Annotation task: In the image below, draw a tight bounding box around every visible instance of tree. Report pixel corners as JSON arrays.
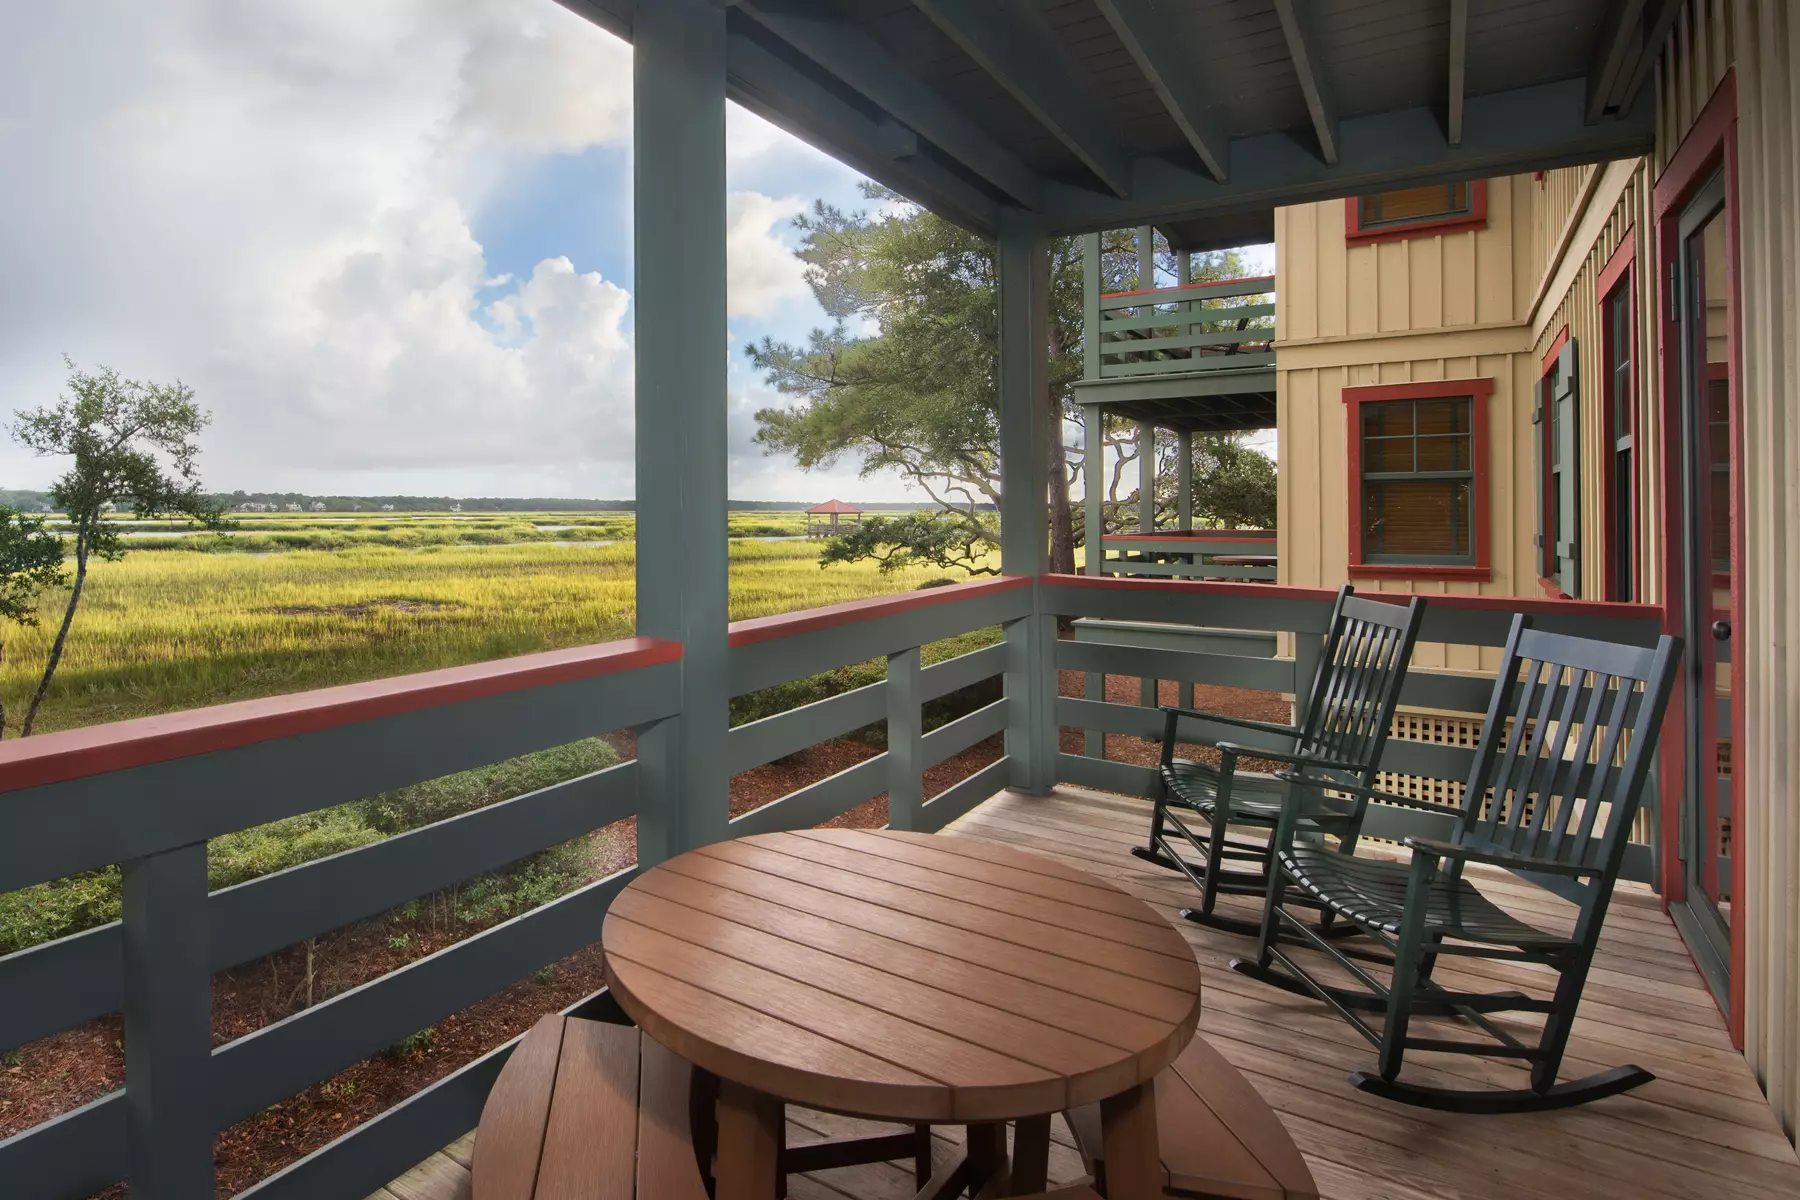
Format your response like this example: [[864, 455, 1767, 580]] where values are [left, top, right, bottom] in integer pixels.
[[0, 507, 66, 737], [748, 185, 1253, 575], [10, 359, 228, 735], [1157, 434, 1278, 529]]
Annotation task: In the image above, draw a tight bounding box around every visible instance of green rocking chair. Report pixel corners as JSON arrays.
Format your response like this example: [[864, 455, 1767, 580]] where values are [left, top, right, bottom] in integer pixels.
[[1134, 585, 1427, 934], [1232, 615, 1682, 1113]]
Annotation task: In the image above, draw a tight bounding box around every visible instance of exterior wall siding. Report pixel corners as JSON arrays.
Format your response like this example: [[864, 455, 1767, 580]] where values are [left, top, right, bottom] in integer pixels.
[[1709, 0, 1800, 1145], [1271, 0, 1798, 1141]]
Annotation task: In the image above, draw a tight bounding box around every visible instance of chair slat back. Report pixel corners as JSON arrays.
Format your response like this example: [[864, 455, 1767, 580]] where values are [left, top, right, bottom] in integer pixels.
[[1295, 588, 1427, 779], [1457, 617, 1682, 875]]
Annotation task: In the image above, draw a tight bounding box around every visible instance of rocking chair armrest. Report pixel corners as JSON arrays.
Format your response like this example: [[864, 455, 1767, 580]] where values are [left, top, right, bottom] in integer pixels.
[[1272, 771, 1446, 812], [1157, 706, 1300, 739], [1402, 836, 1603, 879], [1216, 744, 1366, 774]]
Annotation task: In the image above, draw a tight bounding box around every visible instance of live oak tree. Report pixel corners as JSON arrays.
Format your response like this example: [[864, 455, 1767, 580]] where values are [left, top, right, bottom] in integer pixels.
[[10, 359, 228, 735], [748, 185, 1267, 576], [0, 507, 66, 737]]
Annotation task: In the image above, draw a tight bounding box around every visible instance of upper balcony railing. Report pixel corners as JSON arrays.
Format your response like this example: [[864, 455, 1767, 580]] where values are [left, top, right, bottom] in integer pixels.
[[1089, 276, 1276, 381], [1094, 527, 1277, 582]]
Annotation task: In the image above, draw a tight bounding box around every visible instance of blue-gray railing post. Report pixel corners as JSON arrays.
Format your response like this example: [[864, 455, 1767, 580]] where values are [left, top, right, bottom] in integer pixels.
[[997, 209, 1055, 793], [1083, 402, 1106, 757], [886, 646, 924, 830], [120, 841, 213, 1198], [1137, 420, 1158, 708], [632, 0, 730, 864]]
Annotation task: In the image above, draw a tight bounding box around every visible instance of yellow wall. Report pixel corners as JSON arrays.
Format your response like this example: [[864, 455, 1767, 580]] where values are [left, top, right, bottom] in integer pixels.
[[1273, 0, 1800, 1142]]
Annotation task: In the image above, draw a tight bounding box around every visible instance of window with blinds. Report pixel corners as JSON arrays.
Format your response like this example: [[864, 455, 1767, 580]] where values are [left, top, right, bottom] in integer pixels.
[[1359, 182, 1471, 227], [1359, 397, 1475, 563]]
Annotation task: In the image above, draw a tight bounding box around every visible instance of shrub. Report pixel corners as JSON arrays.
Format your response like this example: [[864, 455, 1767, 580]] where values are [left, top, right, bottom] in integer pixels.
[[354, 737, 620, 834], [208, 807, 385, 891], [0, 867, 123, 955]]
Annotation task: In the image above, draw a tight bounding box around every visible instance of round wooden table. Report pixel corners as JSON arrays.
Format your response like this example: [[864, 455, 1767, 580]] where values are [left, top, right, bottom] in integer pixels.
[[602, 829, 1201, 1200]]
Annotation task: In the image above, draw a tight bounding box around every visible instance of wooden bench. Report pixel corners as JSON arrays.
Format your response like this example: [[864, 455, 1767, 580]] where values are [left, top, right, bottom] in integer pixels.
[[473, 1015, 707, 1199], [1066, 1036, 1316, 1199]]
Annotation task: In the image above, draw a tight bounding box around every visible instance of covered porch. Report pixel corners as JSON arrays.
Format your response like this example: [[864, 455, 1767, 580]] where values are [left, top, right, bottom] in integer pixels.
[[378, 784, 1800, 1200], [5, 1, 1799, 1198]]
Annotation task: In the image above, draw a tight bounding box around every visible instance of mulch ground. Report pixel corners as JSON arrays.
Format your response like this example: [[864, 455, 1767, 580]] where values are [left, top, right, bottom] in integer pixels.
[[2, 668, 1284, 1197]]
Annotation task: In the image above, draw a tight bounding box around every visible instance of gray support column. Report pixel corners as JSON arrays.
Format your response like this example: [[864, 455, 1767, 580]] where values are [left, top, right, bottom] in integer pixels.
[[997, 209, 1056, 794], [1136, 224, 1156, 290], [121, 843, 212, 1198], [1082, 232, 1102, 380], [1083, 404, 1105, 758], [1177, 429, 1193, 532], [886, 646, 924, 830], [633, 0, 730, 863], [1138, 420, 1157, 707]]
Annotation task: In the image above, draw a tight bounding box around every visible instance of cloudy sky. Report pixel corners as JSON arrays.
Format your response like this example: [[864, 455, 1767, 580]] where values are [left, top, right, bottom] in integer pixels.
[[0, 0, 911, 501]]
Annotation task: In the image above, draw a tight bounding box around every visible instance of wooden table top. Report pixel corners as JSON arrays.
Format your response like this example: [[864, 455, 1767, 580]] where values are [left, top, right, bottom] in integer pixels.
[[602, 829, 1201, 1124]]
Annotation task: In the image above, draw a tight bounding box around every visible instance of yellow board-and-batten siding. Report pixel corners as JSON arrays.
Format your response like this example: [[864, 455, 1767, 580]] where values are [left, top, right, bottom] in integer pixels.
[[1272, 0, 1800, 1143]]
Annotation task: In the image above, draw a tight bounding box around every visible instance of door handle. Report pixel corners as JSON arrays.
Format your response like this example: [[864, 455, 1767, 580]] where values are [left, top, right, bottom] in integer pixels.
[[1712, 620, 1732, 641]]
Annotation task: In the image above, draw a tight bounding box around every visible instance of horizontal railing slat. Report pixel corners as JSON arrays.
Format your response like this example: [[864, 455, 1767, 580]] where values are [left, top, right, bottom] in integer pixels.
[[727, 755, 888, 838], [211, 762, 639, 972], [237, 1039, 509, 1200], [210, 867, 635, 1127], [728, 683, 886, 775], [1098, 278, 1274, 307], [1100, 325, 1277, 351], [1102, 559, 1275, 580], [918, 642, 1007, 702], [918, 756, 1014, 833], [1099, 536, 1276, 554], [1101, 349, 1277, 377], [1057, 640, 1297, 694], [1057, 752, 1157, 797], [1041, 581, 1336, 634], [922, 699, 1008, 767], [730, 587, 1029, 696], [0, 923, 119, 1055], [0, 1088, 125, 1200], [0, 663, 678, 895]]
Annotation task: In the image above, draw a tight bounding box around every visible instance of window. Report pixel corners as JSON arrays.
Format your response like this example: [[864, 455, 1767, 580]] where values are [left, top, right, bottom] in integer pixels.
[[1345, 181, 1488, 244], [1343, 379, 1493, 580], [1536, 334, 1580, 597], [1600, 239, 1637, 600]]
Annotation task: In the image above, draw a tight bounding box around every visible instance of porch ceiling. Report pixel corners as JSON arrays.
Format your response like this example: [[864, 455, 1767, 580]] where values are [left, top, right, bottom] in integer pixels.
[[560, 0, 1673, 239]]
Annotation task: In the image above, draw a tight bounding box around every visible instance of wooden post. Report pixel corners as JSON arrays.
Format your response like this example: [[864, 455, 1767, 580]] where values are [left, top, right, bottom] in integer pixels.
[[1084, 402, 1106, 759], [633, 0, 730, 863], [1138, 420, 1158, 709], [1082, 232, 1102, 380], [886, 646, 924, 830], [998, 209, 1055, 794], [121, 842, 213, 1198], [1177, 429, 1193, 532]]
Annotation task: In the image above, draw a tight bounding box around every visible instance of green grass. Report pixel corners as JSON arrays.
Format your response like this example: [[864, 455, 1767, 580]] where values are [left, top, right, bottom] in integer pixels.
[[1, 533, 980, 734]]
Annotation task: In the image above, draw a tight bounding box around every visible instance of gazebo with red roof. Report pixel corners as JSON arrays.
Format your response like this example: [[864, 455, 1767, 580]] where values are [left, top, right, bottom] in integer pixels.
[[805, 498, 863, 538]]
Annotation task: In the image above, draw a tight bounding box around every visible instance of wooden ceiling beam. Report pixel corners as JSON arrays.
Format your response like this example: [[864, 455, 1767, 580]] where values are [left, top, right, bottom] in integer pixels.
[[1447, 0, 1468, 147], [910, 0, 1135, 198], [737, 1, 1044, 208], [1271, 0, 1339, 166], [1092, 0, 1229, 182]]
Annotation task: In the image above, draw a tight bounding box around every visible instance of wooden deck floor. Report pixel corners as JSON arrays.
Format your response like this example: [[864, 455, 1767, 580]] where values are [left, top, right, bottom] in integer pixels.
[[378, 785, 1800, 1200]]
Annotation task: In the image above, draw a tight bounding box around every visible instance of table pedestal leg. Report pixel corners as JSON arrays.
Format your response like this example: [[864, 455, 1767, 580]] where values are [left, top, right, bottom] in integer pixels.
[[1100, 1080, 1161, 1200], [1011, 1115, 1050, 1194], [965, 1122, 1008, 1198], [716, 1080, 782, 1200]]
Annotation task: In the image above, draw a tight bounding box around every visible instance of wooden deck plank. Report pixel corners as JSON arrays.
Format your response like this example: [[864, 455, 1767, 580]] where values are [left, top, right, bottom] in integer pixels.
[[382, 784, 1798, 1200]]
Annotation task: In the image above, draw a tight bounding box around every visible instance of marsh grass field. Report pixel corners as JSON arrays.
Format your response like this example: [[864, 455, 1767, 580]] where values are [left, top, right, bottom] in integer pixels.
[[0, 510, 969, 734]]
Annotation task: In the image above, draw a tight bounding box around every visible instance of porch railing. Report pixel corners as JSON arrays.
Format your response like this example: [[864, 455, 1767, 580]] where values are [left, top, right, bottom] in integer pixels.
[[0, 577, 1027, 1200], [1092, 277, 1276, 380], [1043, 574, 1669, 891], [1096, 528, 1277, 582], [0, 572, 1674, 1198]]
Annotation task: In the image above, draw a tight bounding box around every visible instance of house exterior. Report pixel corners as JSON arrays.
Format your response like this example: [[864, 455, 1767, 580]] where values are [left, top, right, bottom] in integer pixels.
[[1266, 0, 1796, 1125]]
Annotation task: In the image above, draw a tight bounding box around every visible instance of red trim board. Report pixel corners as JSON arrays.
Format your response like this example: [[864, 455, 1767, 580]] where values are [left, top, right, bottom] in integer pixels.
[[1344, 180, 1488, 246], [727, 574, 1031, 647], [0, 637, 683, 795]]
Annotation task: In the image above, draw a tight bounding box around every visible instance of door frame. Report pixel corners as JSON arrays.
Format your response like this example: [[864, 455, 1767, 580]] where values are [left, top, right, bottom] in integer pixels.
[[1653, 70, 1745, 1045]]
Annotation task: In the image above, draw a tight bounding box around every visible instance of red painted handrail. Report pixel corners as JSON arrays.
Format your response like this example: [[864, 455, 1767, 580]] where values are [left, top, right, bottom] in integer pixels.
[[1100, 275, 1275, 301], [0, 637, 682, 795], [728, 575, 1031, 648]]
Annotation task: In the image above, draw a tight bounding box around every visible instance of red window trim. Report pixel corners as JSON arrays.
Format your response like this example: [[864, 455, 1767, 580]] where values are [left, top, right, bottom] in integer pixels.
[[1344, 180, 1488, 245], [1651, 68, 1744, 1045], [1342, 378, 1494, 582], [1599, 234, 1637, 602]]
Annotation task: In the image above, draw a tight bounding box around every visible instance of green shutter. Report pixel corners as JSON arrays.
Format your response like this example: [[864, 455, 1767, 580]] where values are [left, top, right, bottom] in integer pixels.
[[1553, 340, 1581, 597]]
